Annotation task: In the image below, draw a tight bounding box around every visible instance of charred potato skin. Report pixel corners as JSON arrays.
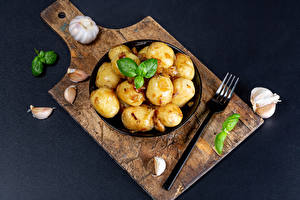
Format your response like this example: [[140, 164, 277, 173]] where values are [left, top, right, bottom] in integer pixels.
[[121, 106, 155, 132], [175, 53, 195, 80], [116, 81, 145, 106], [172, 78, 195, 107], [95, 62, 120, 89], [146, 42, 175, 70], [108, 45, 131, 60], [111, 52, 141, 77], [146, 76, 174, 106], [90, 88, 120, 118], [157, 103, 183, 127]]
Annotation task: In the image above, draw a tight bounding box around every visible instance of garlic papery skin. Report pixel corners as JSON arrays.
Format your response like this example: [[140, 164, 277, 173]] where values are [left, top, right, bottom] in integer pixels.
[[28, 105, 54, 119], [154, 157, 166, 176], [64, 85, 77, 104], [69, 16, 99, 44], [250, 87, 281, 119], [67, 68, 89, 83]]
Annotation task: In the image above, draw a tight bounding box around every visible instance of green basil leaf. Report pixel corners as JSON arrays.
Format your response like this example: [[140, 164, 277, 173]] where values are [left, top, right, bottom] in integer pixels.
[[214, 131, 228, 155], [44, 51, 57, 65], [38, 50, 45, 58], [222, 113, 240, 132], [143, 58, 157, 78], [117, 58, 138, 77], [136, 62, 147, 77], [40, 57, 46, 63], [32, 57, 44, 76], [34, 48, 39, 55], [134, 76, 144, 89]]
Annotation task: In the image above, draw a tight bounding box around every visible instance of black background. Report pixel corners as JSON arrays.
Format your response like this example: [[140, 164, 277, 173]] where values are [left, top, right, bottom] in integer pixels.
[[0, 0, 299, 199]]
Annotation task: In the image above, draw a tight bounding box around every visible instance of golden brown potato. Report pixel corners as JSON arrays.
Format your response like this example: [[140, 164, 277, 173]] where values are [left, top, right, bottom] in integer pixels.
[[146, 42, 175, 70], [162, 65, 178, 78], [121, 105, 155, 132], [157, 103, 183, 127], [146, 76, 173, 106], [137, 46, 149, 60], [116, 81, 145, 106], [175, 53, 195, 80], [95, 62, 120, 89], [90, 88, 120, 118], [111, 52, 141, 77], [172, 78, 195, 107], [108, 45, 131, 60], [153, 116, 165, 132]]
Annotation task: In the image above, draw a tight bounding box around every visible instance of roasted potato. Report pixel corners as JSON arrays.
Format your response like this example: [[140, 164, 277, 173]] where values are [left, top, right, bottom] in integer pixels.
[[172, 78, 195, 107], [95, 62, 120, 89], [137, 46, 149, 60], [146, 76, 173, 106], [116, 81, 145, 106], [175, 53, 195, 80], [146, 42, 175, 70], [121, 105, 155, 132], [111, 52, 141, 77], [153, 116, 165, 132], [90, 88, 120, 118], [157, 103, 183, 127], [108, 45, 131, 60]]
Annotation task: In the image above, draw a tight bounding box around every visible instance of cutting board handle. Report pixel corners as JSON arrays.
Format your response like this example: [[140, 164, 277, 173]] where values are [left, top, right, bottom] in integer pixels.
[[40, 0, 153, 74], [40, 0, 110, 54]]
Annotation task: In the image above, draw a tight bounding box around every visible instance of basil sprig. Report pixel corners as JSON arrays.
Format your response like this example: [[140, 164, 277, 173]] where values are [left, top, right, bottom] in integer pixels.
[[117, 58, 157, 89], [214, 113, 240, 155], [32, 49, 57, 76]]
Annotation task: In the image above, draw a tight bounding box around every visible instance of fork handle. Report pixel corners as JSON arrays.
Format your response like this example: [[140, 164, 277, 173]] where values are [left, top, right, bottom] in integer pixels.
[[162, 111, 214, 190]]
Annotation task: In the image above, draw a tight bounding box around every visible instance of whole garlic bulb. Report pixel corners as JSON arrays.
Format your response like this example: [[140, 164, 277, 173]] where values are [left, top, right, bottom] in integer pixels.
[[69, 16, 99, 44], [250, 87, 281, 118]]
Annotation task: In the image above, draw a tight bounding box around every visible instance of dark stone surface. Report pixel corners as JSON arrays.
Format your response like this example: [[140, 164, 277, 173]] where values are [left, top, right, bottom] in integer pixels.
[[0, 0, 299, 199]]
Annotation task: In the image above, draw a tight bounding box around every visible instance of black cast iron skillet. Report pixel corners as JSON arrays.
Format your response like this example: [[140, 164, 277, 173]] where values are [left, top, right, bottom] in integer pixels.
[[89, 40, 202, 137]]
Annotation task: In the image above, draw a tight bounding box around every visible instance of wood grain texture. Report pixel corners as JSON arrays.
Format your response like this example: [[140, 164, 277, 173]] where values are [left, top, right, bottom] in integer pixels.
[[41, 0, 263, 199]]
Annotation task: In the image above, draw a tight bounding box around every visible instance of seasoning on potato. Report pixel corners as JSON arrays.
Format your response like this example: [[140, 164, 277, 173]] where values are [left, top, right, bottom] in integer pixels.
[[175, 53, 195, 80], [146, 42, 175, 70], [137, 46, 149, 61], [111, 52, 140, 77], [117, 81, 145, 106], [108, 45, 131, 60], [121, 106, 155, 132], [90, 87, 120, 118], [90, 42, 196, 133], [157, 103, 183, 127], [172, 77, 195, 107], [96, 62, 120, 89], [146, 76, 173, 106]]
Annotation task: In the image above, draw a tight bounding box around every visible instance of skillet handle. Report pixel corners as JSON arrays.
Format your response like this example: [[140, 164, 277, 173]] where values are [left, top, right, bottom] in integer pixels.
[[162, 111, 214, 190]]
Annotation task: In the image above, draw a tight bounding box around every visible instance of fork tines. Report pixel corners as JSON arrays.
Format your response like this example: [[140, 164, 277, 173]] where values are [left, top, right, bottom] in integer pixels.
[[216, 72, 239, 101]]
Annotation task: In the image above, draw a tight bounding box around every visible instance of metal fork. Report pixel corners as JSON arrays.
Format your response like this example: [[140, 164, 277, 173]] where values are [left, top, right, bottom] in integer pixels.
[[162, 73, 239, 190]]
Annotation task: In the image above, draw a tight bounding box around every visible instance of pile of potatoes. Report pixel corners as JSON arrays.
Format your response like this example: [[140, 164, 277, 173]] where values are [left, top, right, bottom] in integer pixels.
[[90, 42, 196, 132]]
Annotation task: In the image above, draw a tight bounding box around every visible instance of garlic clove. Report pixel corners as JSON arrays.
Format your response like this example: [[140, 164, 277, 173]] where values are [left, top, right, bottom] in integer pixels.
[[154, 157, 166, 176], [251, 87, 270, 105], [28, 105, 55, 119], [255, 103, 276, 119], [64, 85, 77, 104], [250, 87, 281, 119], [67, 68, 89, 83]]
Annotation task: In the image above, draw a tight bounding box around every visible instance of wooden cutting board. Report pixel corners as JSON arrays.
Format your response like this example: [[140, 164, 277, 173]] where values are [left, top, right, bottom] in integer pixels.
[[41, 0, 264, 199]]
